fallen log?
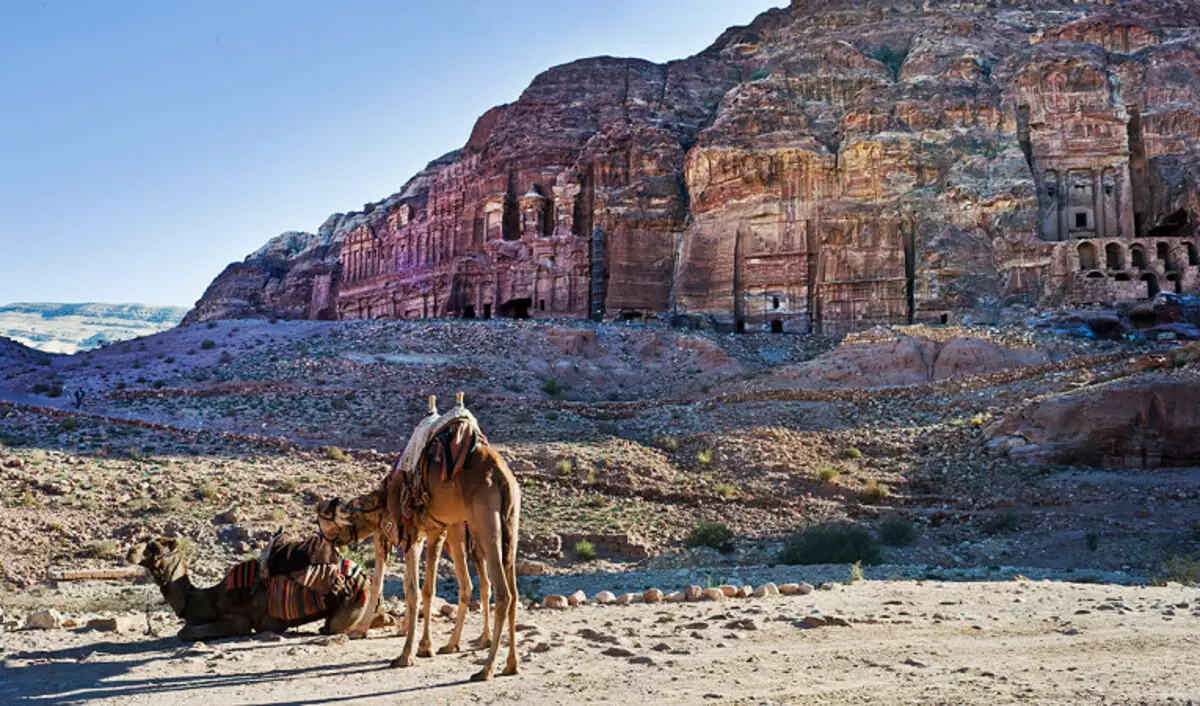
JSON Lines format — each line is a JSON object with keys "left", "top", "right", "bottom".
{"left": 49, "top": 567, "right": 147, "bottom": 582}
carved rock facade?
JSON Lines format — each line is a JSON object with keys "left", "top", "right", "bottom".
{"left": 188, "top": 0, "right": 1200, "bottom": 334}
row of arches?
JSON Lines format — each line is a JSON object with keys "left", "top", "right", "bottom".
{"left": 1077, "top": 240, "right": 1198, "bottom": 272}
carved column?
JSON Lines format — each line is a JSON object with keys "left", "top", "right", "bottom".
{"left": 1092, "top": 168, "right": 1104, "bottom": 237}
{"left": 1057, "top": 171, "right": 1070, "bottom": 241}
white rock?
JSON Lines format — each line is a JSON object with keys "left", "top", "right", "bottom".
{"left": 25, "top": 609, "right": 62, "bottom": 630}
{"left": 595, "top": 591, "right": 616, "bottom": 605}
{"left": 737, "top": 585, "right": 754, "bottom": 598}
{"left": 798, "top": 582, "right": 815, "bottom": 595}
{"left": 702, "top": 587, "right": 726, "bottom": 601}
{"left": 779, "top": 583, "right": 802, "bottom": 595}
{"left": 568, "top": 590, "right": 588, "bottom": 607}
{"left": 664, "top": 591, "right": 687, "bottom": 603}
{"left": 719, "top": 585, "right": 738, "bottom": 597}
{"left": 642, "top": 588, "right": 664, "bottom": 603}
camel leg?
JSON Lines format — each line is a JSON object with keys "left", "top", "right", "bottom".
{"left": 417, "top": 530, "right": 445, "bottom": 659}
{"left": 390, "top": 538, "right": 423, "bottom": 669}
{"left": 501, "top": 495, "right": 521, "bottom": 676}
{"left": 440, "top": 524, "right": 471, "bottom": 654}
{"left": 351, "top": 538, "right": 388, "bottom": 639}
{"left": 474, "top": 537, "right": 492, "bottom": 649}
{"left": 178, "top": 616, "right": 252, "bottom": 641}
{"left": 469, "top": 512, "right": 508, "bottom": 682}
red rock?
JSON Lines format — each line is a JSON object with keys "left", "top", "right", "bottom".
{"left": 188, "top": 1, "right": 1200, "bottom": 331}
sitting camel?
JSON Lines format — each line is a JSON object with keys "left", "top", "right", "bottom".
{"left": 131, "top": 534, "right": 370, "bottom": 641}
{"left": 316, "top": 489, "right": 492, "bottom": 654}
{"left": 323, "top": 393, "right": 521, "bottom": 681}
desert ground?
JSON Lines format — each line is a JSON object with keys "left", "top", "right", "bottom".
{"left": 0, "top": 317, "right": 1198, "bottom": 703}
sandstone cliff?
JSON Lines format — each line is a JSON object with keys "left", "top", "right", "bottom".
{"left": 188, "top": 0, "right": 1200, "bottom": 333}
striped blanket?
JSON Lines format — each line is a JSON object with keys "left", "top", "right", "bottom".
{"left": 266, "top": 558, "right": 370, "bottom": 623}
{"left": 387, "top": 403, "right": 487, "bottom": 535}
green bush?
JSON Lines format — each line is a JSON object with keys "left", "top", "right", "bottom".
{"left": 1152, "top": 556, "right": 1200, "bottom": 586}
{"left": 778, "top": 522, "right": 881, "bottom": 565}
{"left": 981, "top": 510, "right": 1022, "bottom": 535}
{"left": 200, "top": 339, "right": 216, "bottom": 350}
{"left": 542, "top": 378, "right": 564, "bottom": 397}
{"left": 878, "top": 516, "right": 919, "bottom": 547}
{"left": 683, "top": 521, "right": 736, "bottom": 554}
{"left": 574, "top": 539, "right": 597, "bottom": 561}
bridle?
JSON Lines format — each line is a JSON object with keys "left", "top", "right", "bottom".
{"left": 316, "top": 494, "right": 385, "bottom": 545}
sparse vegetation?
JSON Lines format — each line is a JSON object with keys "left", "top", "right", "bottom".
{"left": 878, "top": 515, "right": 920, "bottom": 547}
{"left": 574, "top": 539, "right": 597, "bottom": 561}
{"left": 1152, "top": 555, "right": 1200, "bottom": 586}
{"left": 844, "top": 447, "right": 863, "bottom": 460}
{"left": 85, "top": 539, "right": 120, "bottom": 559}
{"left": 555, "top": 458, "right": 573, "bottom": 475}
{"left": 1085, "top": 530, "right": 1100, "bottom": 552}
{"left": 861, "top": 479, "right": 892, "bottom": 503}
{"left": 982, "top": 510, "right": 1022, "bottom": 535}
{"left": 778, "top": 522, "right": 882, "bottom": 565}
{"left": 714, "top": 483, "right": 737, "bottom": 499}
{"left": 818, "top": 467, "right": 840, "bottom": 484}
{"left": 323, "top": 446, "right": 352, "bottom": 463}
{"left": 58, "top": 417, "right": 79, "bottom": 432}
{"left": 200, "top": 339, "right": 217, "bottom": 350}
{"left": 849, "top": 560, "right": 865, "bottom": 583}
{"left": 196, "top": 483, "right": 220, "bottom": 501}
{"left": 696, "top": 449, "right": 713, "bottom": 465}
{"left": 542, "top": 378, "right": 564, "bottom": 397}
{"left": 683, "top": 520, "right": 736, "bottom": 554}
{"left": 656, "top": 436, "right": 680, "bottom": 452}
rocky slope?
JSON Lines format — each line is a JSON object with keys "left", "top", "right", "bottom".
{"left": 0, "top": 303, "right": 187, "bottom": 354}
{"left": 187, "top": 0, "right": 1200, "bottom": 332}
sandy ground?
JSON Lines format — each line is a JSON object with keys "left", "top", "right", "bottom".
{"left": 3, "top": 579, "right": 1199, "bottom": 705}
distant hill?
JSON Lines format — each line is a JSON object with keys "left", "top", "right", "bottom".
{"left": 0, "top": 303, "right": 187, "bottom": 354}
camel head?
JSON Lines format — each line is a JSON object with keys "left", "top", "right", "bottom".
{"left": 315, "top": 491, "right": 384, "bottom": 546}
{"left": 129, "top": 537, "right": 187, "bottom": 581}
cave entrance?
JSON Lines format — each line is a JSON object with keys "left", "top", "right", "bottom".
{"left": 499, "top": 298, "right": 532, "bottom": 320}
{"left": 462, "top": 305, "right": 476, "bottom": 320}
{"left": 770, "top": 319, "right": 784, "bottom": 334}
{"left": 483, "top": 303, "right": 492, "bottom": 319}
{"left": 734, "top": 317, "right": 746, "bottom": 334}
{"left": 1142, "top": 273, "right": 1160, "bottom": 298}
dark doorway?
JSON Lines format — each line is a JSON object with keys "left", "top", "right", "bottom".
{"left": 1131, "top": 246, "right": 1147, "bottom": 268}
{"left": 499, "top": 298, "right": 532, "bottom": 319}
{"left": 1105, "top": 243, "right": 1123, "bottom": 270}
{"left": 735, "top": 317, "right": 746, "bottom": 333}
{"left": 1075, "top": 212, "right": 1088, "bottom": 229}
{"left": 1142, "top": 273, "right": 1159, "bottom": 298}
{"left": 770, "top": 319, "right": 784, "bottom": 333}
{"left": 772, "top": 296, "right": 780, "bottom": 310}
{"left": 483, "top": 303, "right": 492, "bottom": 319}
{"left": 463, "top": 305, "right": 476, "bottom": 320}
{"left": 539, "top": 299, "right": 546, "bottom": 312}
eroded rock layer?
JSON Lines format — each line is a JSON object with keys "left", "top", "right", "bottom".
{"left": 188, "top": 0, "right": 1200, "bottom": 333}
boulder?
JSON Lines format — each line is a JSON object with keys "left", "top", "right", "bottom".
{"left": 542, "top": 595, "right": 569, "bottom": 610}
{"left": 595, "top": 591, "right": 616, "bottom": 605}
{"left": 642, "top": 588, "right": 664, "bottom": 603}
{"left": 25, "top": 609, "right": 62, "bottom": 630}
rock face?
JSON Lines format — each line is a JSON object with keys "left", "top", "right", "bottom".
{"left": 189, "top": 0, "right": 1200, "bottom": 333}
{"left": 988, "top": 373, "right": 1200, "bottom": 468}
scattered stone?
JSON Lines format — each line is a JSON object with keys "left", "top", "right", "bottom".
{"left": 681, "top": 622, "right": 711, "bottom": 630}
{"left": 515, "top": 623, "right": 539, "bottom": 632}
{"left": 651, "top": 643, "right": 672, "bottom": 652}
{"left": 686, "top": 585, "right": 703, "bottom": 602}
{"left": 439, "top": 603, "right": 456, "bottom": 618}
{"left": 542, "top": 595, "right": 569, "bottom": 610}
{"left": 215, "top": 507, "right": 242, "bottom": 524}
{"left": 629, "top": 655, "right": 655, "bottom": 666}
{"left": 25, "top": 609, "right": 62, "bottom": 630}
{"left": 643, "top": 588, "right": 664, "bottom": 603}
{"left": 532, "top": 642, "right": 552, "bottom": 653}
{"left": 904, "top": 658, "right": 927, "bottom": 668}
{"left": 779, "top": 583, "right": 802, "bottom": 596}
{"left": 601, "top": 646, "right": 637, "bottom": 658}
{"left": 616, "top": 593, "right": 640, "bottom": 606}
{"left": 578, "top": 628, "right": 621, "bottom": 645}
{"left": 665, "top": 591, "right": 686, "bottom": 603}
{"left": 595, "top": 591, "right": 616, "bottom": 605}
{"left": 702, "top": 587, "right": 725, "bottom": 602}
{"left": 753, "top": 583, "right": 780, "bottom": 598}
{"left": 310, "top": 634, "right": 349, "bottom": 647}
{"left": 725, "top": 619, "right": 759, "bottom": 631}
{"left": 515, "top": 559, "right": 552, "bottom": 576}
{"left": 568, "top": 590, "right": 588, "bottom": 607}
{"left": 85, "top": 616, "right": 140, "bottom": 633}
{"left": 252, "top": 631, "right": 283, "bottom": 642}
{"left": 819, "top": 582, "right": 835, "bottom": 591}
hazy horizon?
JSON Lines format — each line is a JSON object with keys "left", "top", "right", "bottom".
{"left": 0, "top": 1, "right": 775, "bottom": 308}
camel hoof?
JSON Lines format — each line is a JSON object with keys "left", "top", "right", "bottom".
{"left": 474, "top": 636, "right": 492, "bottom": 649}
{"left": 470, "top": 668, "right": 493, "bottom": 682}
{"left": 501, "top": 664, "right": 520, "bottom": 677}
{"left": 348, "top": 630, "right": 369, "bottom": 641}
{"left": 390, "top": 655, "right": 414, "bottom": 669}
{"left": 417, "top": 646, "right": 433, "bottom": 659}
{"left": 437, "top": 644, "right": 459, "bottom": 655}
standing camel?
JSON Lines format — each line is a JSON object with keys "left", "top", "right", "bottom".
{"left": 315, "top": 489, "right": 493, "bottom": 655}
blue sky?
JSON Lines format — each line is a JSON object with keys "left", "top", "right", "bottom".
{"left": 0, "top": 1, "right": 775, "bottom": 307}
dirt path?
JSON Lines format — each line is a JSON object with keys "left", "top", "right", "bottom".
{"left": 4, "top": 580, "right": 1198, "bottom": 705}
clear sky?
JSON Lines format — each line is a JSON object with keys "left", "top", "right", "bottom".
{"left": 0, "top": 1, "right": 776, "bottom": 308}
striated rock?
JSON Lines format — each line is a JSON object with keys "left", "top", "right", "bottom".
{"left": 190, "top": 1, "right": 1200, "bottom": 331}
{"left": 988, "top": 372, "right": 1200, "bottom": 468}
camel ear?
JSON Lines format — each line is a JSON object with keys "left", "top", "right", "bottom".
{"left": 160, "top": 537, "right": 179, "bottom": 551}
{"left": 126, "top": 544, "right": 145, "bottom": 565}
